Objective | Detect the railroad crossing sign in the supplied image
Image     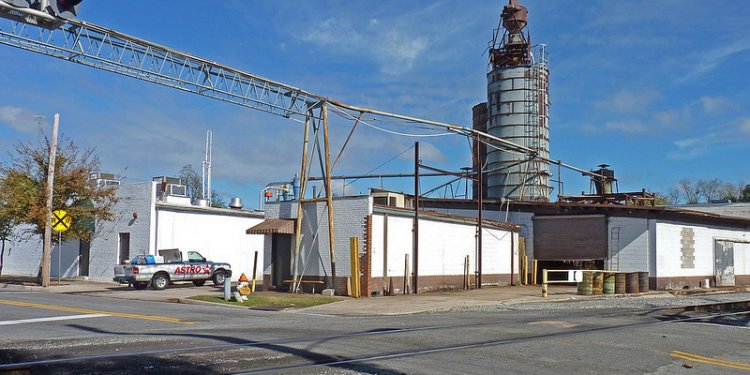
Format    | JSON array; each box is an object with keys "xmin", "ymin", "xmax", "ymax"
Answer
[{"xmin": 51, "ymin": 209, "xmax": 72, "ymax": 233}]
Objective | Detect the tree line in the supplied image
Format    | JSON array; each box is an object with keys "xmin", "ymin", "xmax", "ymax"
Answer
[{"xmin": 663, "ymin": 178, "xmax": 750, "ymax": 205}]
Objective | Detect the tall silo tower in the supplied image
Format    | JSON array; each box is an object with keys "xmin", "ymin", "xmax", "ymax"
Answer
[{"xmin": 484, "ymin": 0, "xmax": 550, "ymax": 201}]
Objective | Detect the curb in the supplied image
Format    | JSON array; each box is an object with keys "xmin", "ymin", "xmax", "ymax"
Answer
[{"xmin": 0, "ymin": 282, "xmax": 42, "ymax": 291}]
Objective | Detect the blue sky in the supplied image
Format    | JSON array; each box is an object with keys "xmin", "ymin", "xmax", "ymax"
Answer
[{"xmin": 1, "ymin": 0, "xmax": 749, "ymax": 208}]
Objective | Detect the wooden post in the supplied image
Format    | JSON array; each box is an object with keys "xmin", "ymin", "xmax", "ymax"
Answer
[
  {"xmin": 413, "ymin": 142, "xmax": 419, "ymax": 294},
  {"xmin": 542, "ymin": 269, "xmax": 548, "ymax": 298},
  {"xmin": 251, "ymin": 250, "xmax": 258, "ymax": 293},
  {"xmin": 322, "ymin": 105, "xmax": 337, "ymax": 292},
  {"xmin": 41, "ymin": 114, "xmax": 59, "ymax": 288},
  {"xmin": 404, "ymin": 253, "xmax": 409, "ymax": 295},
  {"xmin": 291, "ymin": 114, "xmax": 311, "ymax": 293},
  {"xmin": 532, "ymin": 259, "xmax": 538, "ymax": 286}
]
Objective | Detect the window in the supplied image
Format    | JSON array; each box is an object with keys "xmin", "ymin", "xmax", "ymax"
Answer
[{"xmin": 187, "ymin": 251, "xmax": 206, "ymax": 262}]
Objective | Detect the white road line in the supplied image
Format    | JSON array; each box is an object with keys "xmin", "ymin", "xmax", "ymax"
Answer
[{"xmin": 0, "ymin": 314, "xmax": 109, "ymax": 326}]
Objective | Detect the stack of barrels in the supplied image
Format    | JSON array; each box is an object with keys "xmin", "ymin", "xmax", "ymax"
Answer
[{"xmin": 577, "ymin": 271, "xmax": 649, "ymax": 295}]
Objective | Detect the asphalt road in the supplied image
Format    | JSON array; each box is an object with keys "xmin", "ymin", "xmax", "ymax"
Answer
[{"xmin": 0, "ymin": 290, "xmax": 748, "ymax": 374}]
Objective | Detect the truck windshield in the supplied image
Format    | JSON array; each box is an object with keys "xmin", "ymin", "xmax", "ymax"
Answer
[{"xmin": 187, "ymin": 251, "xmax": 206, "ymax": 262}]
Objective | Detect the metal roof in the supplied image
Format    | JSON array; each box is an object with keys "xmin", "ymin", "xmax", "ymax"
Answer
[{"xmin": 246, "ymin": 219, "xmax": 295, "ymax": 235}]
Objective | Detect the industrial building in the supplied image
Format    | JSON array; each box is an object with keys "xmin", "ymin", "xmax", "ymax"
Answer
[
  {"xmin": 250, "ymin": 191, "xmax": 520, "ymax": 295},
  {"xmin": 420, "ymin": 197, "xmax": 750, "ymax": 289},
  {"xmin": 2, "ymin": 177, "xmax": 266, "ymax": 283}
]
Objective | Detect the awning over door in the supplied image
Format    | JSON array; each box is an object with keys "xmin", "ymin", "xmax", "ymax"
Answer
[
  {"xmin": 533, "ymin": 215, "xmax": 607, "ymax": 261},
  {"xmin": 246, "ymin": 219, "xmax": 295, "ymax": 235}
]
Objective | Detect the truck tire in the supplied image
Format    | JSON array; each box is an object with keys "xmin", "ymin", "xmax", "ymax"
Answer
[
  {"xmin": 212, "ymin": 270, "xmax": 227, "ymax": 286},
  {"xmin": 151, "ymin": 272, "xmax": 170, "ymax": 290},
  {"xmin": 192, "ymin": 280, "xmax": 206, "ymax": 287},
  {"xmin": 132, "ymin": 281, "xmax": 148, "ymax": 290}
]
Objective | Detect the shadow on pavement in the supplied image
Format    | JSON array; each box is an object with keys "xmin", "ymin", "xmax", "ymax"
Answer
[{"xmin": 0, "ymin": 323, "xmax": 408, "ymax": 375}]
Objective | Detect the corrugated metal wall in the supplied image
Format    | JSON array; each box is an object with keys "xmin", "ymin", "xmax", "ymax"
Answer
[{"xmin": 533, "ymin": 215, "xmax": 606, "ymax": 260}]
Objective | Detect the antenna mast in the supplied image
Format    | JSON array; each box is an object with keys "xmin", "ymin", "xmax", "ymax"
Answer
[{"xmin": 201, "ymin": 130, "xmax": 213, "ymax": 201}]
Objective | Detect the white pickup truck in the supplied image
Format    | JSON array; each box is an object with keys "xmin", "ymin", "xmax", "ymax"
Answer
[{"xmin": 113, "ymin": 249, "xmax": 232, "ymax": 290}]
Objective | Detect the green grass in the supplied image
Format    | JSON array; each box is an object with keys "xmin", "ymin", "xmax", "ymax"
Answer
[{"xmin": 188, "ymin": 293, "xmax": 342, "ymax": 309}]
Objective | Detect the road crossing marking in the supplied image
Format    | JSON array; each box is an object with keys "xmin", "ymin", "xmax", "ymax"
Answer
[
  {"xmin": 0, "ymin": 298, "xmax": 193, "ymax": 325},
  {"xmin": 0, "ymin": 313, "xmax": 108, "ymax": 326},
  {"xmin": 671, "ymin": 350, "xmax": 750, "ymax": 371}
]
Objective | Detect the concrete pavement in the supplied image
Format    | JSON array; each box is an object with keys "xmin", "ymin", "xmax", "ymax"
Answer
[{"xmin": 1, "ymin": 275, "xmax": 688, "ymax": 315}]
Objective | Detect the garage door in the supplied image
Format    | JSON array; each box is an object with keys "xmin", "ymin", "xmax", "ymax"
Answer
[{"xmin": 534, "ymin": 215, "xmax": 607, "ymax": 261}]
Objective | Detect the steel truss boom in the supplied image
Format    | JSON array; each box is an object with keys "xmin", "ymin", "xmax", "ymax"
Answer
[
  {"xmin": 0, "ymin": 11, "xmax": 604, "ymax": 179},
  {"xmin": 0, "ymin": 16, "xmax": 324, "ymax": 122}
]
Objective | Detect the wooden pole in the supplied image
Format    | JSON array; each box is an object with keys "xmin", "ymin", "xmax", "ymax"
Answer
[
  {"xmin": 383, "ymin": 214, "xmax": 388, "ymax": 291},
  {"xmin": 404, "ymin": 253, "xmax": 409, "ymax": 295},
  {"xmin": 542, "ymin": 269, "xmax": 548, "ymax": 298},
  {"xmin": 510, "ymin": 231, "xmax": 514, "ymax": 286},
  {"xmin": 291, "ymin": 114, "xmax": 311, "ymax": 293},
  {"xmin": 413, "ymin": 142, "xmax": 419, "ymax": 294},
  {"xmin": 532, "ymin": 259, "xmax": 538, "ymax": 285},
  {"xmin": 251, "ymin": 250, "xmax": 258, "ymax": 293},
  {"xmin": 322, "ymin": 105, "xmax": 337, "ymax": 292},
  {"xmin": 41, "ymin": 114, "xmax": 59, "ymax": 288}
]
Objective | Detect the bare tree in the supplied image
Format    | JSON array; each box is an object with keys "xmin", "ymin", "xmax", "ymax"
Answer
[
  {"xmin": 697, "ymin": 178, "xmax": 725, "ymax": 203},
  {"xmin": 676, "ymin": 179, "xmax": 700, "ymax": 204}
]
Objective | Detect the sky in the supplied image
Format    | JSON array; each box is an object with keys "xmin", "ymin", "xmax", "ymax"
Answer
[{"xmin": 1, "ymin": 0, "xmax": 749, "ymax": 209}]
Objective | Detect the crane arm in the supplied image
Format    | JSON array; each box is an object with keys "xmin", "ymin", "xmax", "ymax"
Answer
[{"xmin": 0, "ymin": 14, "xmax": 325, "ymax": 122}]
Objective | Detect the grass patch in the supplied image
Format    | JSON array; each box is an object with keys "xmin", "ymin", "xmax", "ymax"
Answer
[{"xmin": 188, "ymin": 292, "xmax": 342, "ymax": 309}]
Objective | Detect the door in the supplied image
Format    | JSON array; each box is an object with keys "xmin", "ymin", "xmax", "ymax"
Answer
[
  {"xmin": 271, "ymin": 234, "xmax": 293, "ymax": 287},
  {"xmin": 118, "ymin": 233, "xmax": 130, "ymax": 264},
  {"xmin": 79, "ymin": 240, "xmax": 90, "ymax": 276},
  {"xmin": 714, "ymin": 240, "xmax": 735, "ymax": 287}
]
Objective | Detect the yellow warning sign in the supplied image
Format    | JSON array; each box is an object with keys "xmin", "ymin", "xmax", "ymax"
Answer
[{"xmin": 51, "ymin": 209, "xmax": 72, "ymax": 233}]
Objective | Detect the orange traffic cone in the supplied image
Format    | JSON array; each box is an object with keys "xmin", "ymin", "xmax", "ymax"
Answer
[{"xmin": 238, "ymin": 273, "xmax": 248, "ymax": 282}]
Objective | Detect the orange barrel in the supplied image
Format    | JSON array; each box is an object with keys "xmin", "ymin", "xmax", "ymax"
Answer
[
  {"xmin": 615, "ymin": 273, "xmax": 626, "ymax": 294},
  {"xmin": 626, "ymin": 272, "xmax": 640, "ymax": 293},
  {"xmin": 592, "ymin": 272, "xmax": 604, "ymax": 295},
  {"xmin": 603, "ymin": 272, "xmax": 616, "ymax": 295},
  {"xmin": 638, "ymin": 271, "xmax": 650, "ymax": 292}
]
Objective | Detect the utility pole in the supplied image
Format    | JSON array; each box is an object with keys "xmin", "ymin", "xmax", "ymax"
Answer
[{"xmin": 41, "ymin": 114, "xmax": 59, "ymax": 287}]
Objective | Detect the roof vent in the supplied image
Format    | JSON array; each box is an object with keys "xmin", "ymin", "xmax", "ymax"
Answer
[{"xmin": 229, "ymin": 197, "xmax": 243, "ymax": 209}]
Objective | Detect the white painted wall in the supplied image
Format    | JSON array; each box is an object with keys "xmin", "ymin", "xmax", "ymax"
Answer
[
  {"xmin": 265, "ymin": 196, "xmax": 371, "ymax": 279},
  {"xmin": 88, "ymin": 182, "xmax": 155, "ymax": 280},
  {"xmin": 155, "ymin": 207, "xmax": 265, "ymax": 281},
  {"xmin": 420, "ymin": 207, "xmax": 533, "ymax": 259},
  {"xmin": 1, "ymin": 225, "xmax": 43, "ymax": 277},
  {"xmin": 370, "ymin": 212, "xmax": 517, "ymax": 280},
  {"xmin": 607, "ymin": 217, "xmax": 649, "ymax": 273},
  {"xmin": 655, "ymin": 221, "xmax": 750, "ymax": 278}
]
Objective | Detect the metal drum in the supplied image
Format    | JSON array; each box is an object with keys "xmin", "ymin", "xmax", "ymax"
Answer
[
  {"xmin": 603, "ymin": 272, "xmax": 616, "ymax": 295},
  {"xmin": 615, "ymin": 273, "xmax": 626, "ymax": 294},
  {"xmin": 626, "ymin": 272, "xmax": 640, "ymax": 293},
  {"xmin": 638, "ymin": 271, "xmax": 650, "ymax": 292},
  {"xmin": 592, "ymin": 272, "xmax": 604, "ymax": 295},
  {"xmin": 578, "ymin": 271, "xmax": 593, "ymax": 296}
]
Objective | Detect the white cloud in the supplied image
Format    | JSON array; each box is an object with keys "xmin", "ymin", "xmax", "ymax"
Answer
[
  {"xmin": 0, "ymin": 106, "xmax": 41, "ymax": 134},
  {"xmin": 699, "ymin": 96, "xmax": 733, "ymax": 114},
  {"xmin": 603, "ymin": 120, "xmax": 646, "ymax": 133},
  {"xmin": 596, "ymin": 89, "xmax": 661, "ymax": 114},
  {"xmin": 738, "ymin": 117, "xmax": 750, "ymax": 136},
  {"xmin": 679, "ymin": 38, "xmax": 750, "ymax": 82},
  {"xmin": 301, "ymin": 16, "xmax": 428, "ymax": 76}
]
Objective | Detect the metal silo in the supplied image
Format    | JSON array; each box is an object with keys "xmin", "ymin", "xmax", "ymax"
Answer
[{"xmin": 484, "ymin": 0, "xmax": 550, "ymax": 201}]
